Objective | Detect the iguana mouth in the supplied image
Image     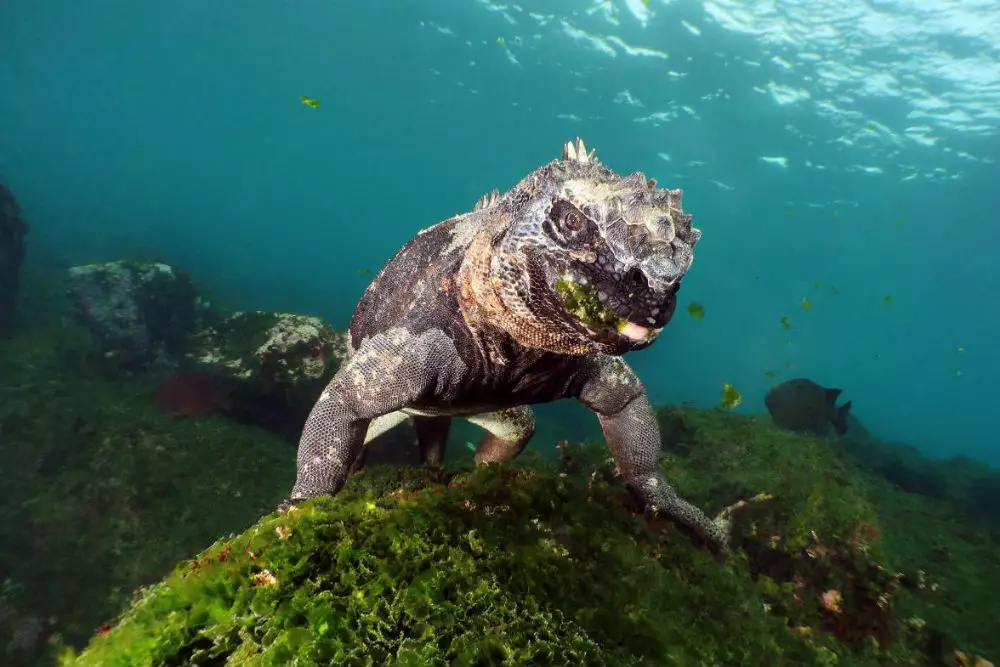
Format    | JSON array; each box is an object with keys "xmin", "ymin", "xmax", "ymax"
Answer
[{"xmin": 552, "ymin": 278, "xmax": 662, "ymax": 342}]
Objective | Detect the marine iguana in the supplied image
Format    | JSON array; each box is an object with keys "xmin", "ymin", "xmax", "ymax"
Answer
[{"xmin": 281, "ymin": 138, "xmax": 728, "ymax": 553}]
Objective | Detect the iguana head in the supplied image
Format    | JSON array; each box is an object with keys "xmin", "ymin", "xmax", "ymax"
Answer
[{"xmin": 463, "ymin": 137, "xmax": 701, "ymax": 356}]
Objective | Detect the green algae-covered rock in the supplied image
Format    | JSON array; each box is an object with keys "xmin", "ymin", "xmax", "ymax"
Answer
[
  {"xmin": 65, "ymin": 260, "xmax": 212, "ymax": 369},
  {"xmin": 0, "ymin": 320, "xmax": 295, "ymax": 667},
  {"xmin": 57, "ymin": 403, "xmax": 1000, "ymax": 667},
  {"xmin": 186, "ymin": 310, "xmax": 347, "ymax": 440},
  {"xmin": 654, "ymin": 406, "xmax": 999, "ymax": 664},
  {"xmin": 60, "ymin": 461, "xmax": 849, "ymax": 667}
]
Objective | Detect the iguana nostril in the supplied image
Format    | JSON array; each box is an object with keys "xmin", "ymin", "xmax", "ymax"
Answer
[{"xmin": 624, "ymin": 267, "xmax": 647, "ymax": 291}]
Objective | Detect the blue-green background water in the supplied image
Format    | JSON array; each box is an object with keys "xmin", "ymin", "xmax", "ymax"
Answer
[{"xmin": 2, "ymin": 0, "xmax": 998, "ymax": 464}]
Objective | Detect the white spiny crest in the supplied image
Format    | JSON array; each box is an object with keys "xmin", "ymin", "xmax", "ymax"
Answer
[
  {"xmin": 473, "ymin": 188, "xmax": 501, "ymax": 212},
  {"xmin": 561, "ymin": 137, "xmax": 596, "ymax": 164}
]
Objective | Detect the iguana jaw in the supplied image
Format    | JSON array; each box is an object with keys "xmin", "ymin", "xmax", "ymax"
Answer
[{"xmin": 552, "ymin": 278, "xmax": 662, "ymax": 344}]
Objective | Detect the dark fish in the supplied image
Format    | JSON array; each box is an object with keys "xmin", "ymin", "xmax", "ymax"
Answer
[{"xmin": 764, "ymin": 378, "xmax": 852, "ymax": 436}]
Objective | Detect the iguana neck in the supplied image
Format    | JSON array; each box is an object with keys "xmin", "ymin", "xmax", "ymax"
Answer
[{"xmin": 456, "ymin": 229, "xmax": 593, "ymax": 356}]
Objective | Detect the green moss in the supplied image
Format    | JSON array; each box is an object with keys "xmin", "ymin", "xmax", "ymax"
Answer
[
  {"xmin": 651, "ymin": 406, "xmax": 1000, "ymax": 663},
  {"xmin": 61, "ymin": 464, "xmax": 844, "ymax": 667},
  {"xmin": 0, "ymin": 321, "xmax": 293, "ymax": 665},
  {"xmin": 190, "ymin": 310, "xmax": 284, "ymax": 371},
  {"xmin": 552, "ymin": 279, "xmax": 623, "ymax": 330},
  {"xmin": 189, "ymin": 311, "xmax": 342, "ymax": 386}
]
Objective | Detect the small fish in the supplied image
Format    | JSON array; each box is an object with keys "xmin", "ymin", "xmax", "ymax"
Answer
[
  {"xmin": 764, "ymin": 371, "xmax": 777, "ymax": 381},
  {"xmin": 765, "ymin": 378, "xmax": 852, "ymax": 436},
  {"xmin": 300, "ymin": 96, "xmax": 321, "ymax": 109},
  {"xmin": 801, "ymin": 297, "xmax": 812, "ymax": 311},
  {"xmin": 720, "ymin": 383, "xmax": 742, "ymax": 409},
  {"xmin": 496, "ymin": 36, "xmax": 505, "ymax": 46},
  {"xmin": 784, "ymin": 361, "xmax": 792, "ymax": 368},
  {"xmin": 830, "ymin": 285, "xmax": 840, "ymax": 294},
  {"xmin": 956, "ymin": 346, "xmax": 965, "ymax": 353},
  {"xmin": 357, "ymin": 268, "xmax": 371, "ymax": 276},
  {"xmin": 780, "ymin": 316, "xmax": 791, "ymax": 330},
  {"xmin": 814, "ymin": 281, "xmax": 821, "ymax": 289},
  {"xmin": 685, "ymin": 302, "xmax": 705, "ymax": 321},
  {"xmin": 956, "ymin": 370, "xmax": 964, "ymax": 376},
  {"xmin": 883, "ymin": 295, "xmax": 892, "ymax": 304},
  {"xmin": 785, "ymin": 209, "xmax": 794, "ymax": 216}
]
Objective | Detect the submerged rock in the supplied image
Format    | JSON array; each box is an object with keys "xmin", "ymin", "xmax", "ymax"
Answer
[
  {"xmin": 186, "ymin": 310, "xmax": 345, "ymax": 438},
  {"xmin": 66, "ymin": 260, "xmax": 209, "ymax": 369},
  {"xmin": 0, "ymin": 183, "xmax": 28, "ymax": 335},
  {"xmin": 58, "ymin": 462, "xmax": 843, "ymax": 667},
  {"xmin": 184, "ymin": 309, "xmax": 423, "ymax": 460}
]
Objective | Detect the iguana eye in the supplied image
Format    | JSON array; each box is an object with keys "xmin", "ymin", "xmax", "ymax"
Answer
[
  {"xmin": 547, "ymin": 200, "xmax": 592, "ymax": 243},
  {"xmin": 562, "ymin": 210, "xmax": 583, "ymax": 232}
]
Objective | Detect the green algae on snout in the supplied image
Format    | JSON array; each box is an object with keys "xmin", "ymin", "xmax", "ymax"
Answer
[{"xmin": 553, "ymin": 278, "xmax": 624, "ymax": 330}]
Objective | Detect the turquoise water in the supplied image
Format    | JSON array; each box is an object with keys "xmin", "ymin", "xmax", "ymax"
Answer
[{"xmin": 2, "ymin": 0, "xmax": 997, "ymax": 465}]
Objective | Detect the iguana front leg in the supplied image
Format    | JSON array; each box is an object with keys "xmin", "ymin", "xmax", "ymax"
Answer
[
  {"xmin": 282, "ymin": 327, "xmax": 468, "ymax": 507},
  {"xmin": 576, "ymin": 355, "xmax": 729, "ymax": 554}
]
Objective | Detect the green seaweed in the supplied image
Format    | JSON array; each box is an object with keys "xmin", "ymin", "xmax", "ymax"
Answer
[
  {"xmin": 552, "ymin": 278, "xmax": 623, "ymax": 330},
  {"xmin": 60, "ymin": 463, "xmax": 845, "ymax": 667}
]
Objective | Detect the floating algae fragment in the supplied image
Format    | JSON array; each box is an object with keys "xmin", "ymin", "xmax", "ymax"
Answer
[
  {"xmin": 763, "ymin": 371, "xmax": 777, "ymax": 381},
  {"xmin": 883, "ymin": 295, "xmax": 893, "ymax": 304},
  {"xmin": 720, "ymin": 383, "xmax": 742, "ymax": 409},
  {"xmin": 800, "ymin": 297, "xmax": 812, "ymax": 311},
  {"xmin": 685, "ymin": 302, "xmax": 705, "ymax": 321},
  {"xmin": 300, "ymin": 96, "xmax": 321, "ymax": 109},
  {"xmin": 780, "ymin": 316, "xmax": 791, "ymax": 330},
  {"xmin": 814, "ymin": 281, "xmax": 821, "ymax": 289},
  {"xmin": 496, "ymin": 36, "xmax": 505, "ymax": 46},
  {"xmin": 552, "ymin": 278, "xmax": 623, "ymax": 330}
]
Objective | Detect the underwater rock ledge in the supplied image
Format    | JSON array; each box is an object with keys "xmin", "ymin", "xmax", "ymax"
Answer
[
  {"xmin": 58, "ymin": 463, "xmax": 839, "ymax": 667},
  {"xmin": 56, "ymin": 407, "xmax": 997, "ymax": 667}
]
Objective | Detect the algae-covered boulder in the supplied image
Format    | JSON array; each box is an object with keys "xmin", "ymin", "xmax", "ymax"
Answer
[
  {"xmin": 185, "ymin": 309, "xmax": 423, "ymax": 463},
  {"xmin": 0, "ymin": 182, "xmax": 28, "ymax": 335},
  {"xmin": 655, "ymin": 406, "xmax": 899, "ymax": 648},
  {"xmin": 66, "ymin": 260, "xmax": 211, "ymax": 369},
  {"xmin": 16, "ymin": 390, "xmax": 996, "ymax": 667},
  {"xmin": 654, "ymin": 406, "xmax": 999, "ymax": 664},
  {"xmin": 59, "ymin": 462, "xmax": 845, "ymax": 667},
  {"xmin": 185, "ymin": 310, "xmax": 347, "ymax": 440}
]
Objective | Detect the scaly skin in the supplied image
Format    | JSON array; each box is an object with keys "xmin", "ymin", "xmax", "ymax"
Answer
[{"xmin": 282, "ymin": 138, "xmax": 728, "ymax": 553}]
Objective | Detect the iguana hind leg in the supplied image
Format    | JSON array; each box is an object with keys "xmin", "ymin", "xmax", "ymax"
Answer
[
  {"xmin": 351, "ymin": 410, "xmax": 412, "ymax": 472},
  {"xmin": 465, "ymin": 406, "xmax": 535, "ymax": 465},
  {"xmin": 413, "ymin": 415, "xmax": 451, "ymax": 466}
]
